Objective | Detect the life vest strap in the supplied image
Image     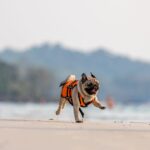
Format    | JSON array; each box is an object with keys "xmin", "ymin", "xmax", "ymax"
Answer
[
  {"xmin": 79, "ymin": 108, "xmax": 84, "ymax": 118},
  {"xmin": 78, "ymin": 92, "xmax": 94, "ymax": 107}
]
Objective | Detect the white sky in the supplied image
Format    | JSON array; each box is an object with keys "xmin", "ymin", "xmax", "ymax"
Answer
[{"xmin": 0, "ymin": 0, "xmax": 150, "ymax": 61}]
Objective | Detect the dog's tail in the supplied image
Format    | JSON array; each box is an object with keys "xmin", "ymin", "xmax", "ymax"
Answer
[{"xmin": 59, "ymin": 75, "xmax": 76, "ymax": 87}]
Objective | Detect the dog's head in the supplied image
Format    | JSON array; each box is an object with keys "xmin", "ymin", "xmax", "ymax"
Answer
[{"xmin": 80, "ymin": 73, "xmax": 100, "ymax": 96}]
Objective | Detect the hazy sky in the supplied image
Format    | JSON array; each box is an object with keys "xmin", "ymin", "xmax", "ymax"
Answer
[{"xmin": 0, "ymin": 0, "xmax": 150, "ymax": 61}]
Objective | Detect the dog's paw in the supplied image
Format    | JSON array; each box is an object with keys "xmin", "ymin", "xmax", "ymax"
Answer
[
  {"xmin": 100, "ymin": 106, "xmax": 106, "ymax": 110},
  {"xmin": 76, "ymin": 120, "xmax": 83, "ymax": 123},
  {"xmin": 55, "ymin": 110, "xmax": 60, "ymax": 115}
]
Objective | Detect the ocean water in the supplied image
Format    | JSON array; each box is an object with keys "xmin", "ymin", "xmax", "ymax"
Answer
[{"xmin": 0, "ymin": 102, "xmax": 150, "ymax": 122}]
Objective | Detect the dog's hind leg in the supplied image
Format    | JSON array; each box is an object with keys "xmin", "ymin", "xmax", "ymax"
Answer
[
  {"xmin": 56, "ymin": 98, "xmax": 66, "ymax": 115},
  {"xmin": 62, "ymin": 99, "xmax": 67, "ymax": 109}
]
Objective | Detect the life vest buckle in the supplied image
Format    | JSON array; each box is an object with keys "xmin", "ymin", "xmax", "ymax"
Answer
[{"xmin": 67, "ymin": 85, "xmax": 74, "ymax": 89}]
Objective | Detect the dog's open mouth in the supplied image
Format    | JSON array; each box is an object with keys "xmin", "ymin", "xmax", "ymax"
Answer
[
  {"xmin": 91, "ymin": 89, "xmax": 97, "ymax": 94},
  {"xmin": 85, "ymin": 88, "xmax": 97, "ymax": 95}
]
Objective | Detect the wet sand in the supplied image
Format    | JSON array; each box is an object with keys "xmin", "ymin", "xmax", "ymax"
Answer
[{"xmin": 0, "ymin": 119, "xmax": 150, "ymax": 150}]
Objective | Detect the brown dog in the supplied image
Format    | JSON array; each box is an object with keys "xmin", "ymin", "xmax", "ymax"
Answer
[{"xmin": 56, "ymin": 73, "xmax": 105, "ymax": 123}]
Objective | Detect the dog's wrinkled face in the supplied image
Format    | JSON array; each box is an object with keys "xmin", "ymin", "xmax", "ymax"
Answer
[{"xmin": 80, "ymin": 73, "xmax": 100, "ymax": 96}]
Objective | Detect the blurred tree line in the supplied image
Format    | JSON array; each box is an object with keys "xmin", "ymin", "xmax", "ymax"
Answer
[{"xmin": 0, "ymin": 61, "xmax": 57, "ymax": 102}]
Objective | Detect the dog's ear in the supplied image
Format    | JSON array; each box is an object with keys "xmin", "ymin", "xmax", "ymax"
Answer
[
  {"xmin": 90, "ymin": 72, "xmax": 96, "ymax": 78},
  {"xmin": 81, "ymin": 73, "xmax": 88, "ymax": 83}
]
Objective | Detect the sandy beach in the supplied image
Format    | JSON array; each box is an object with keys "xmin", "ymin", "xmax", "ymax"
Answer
[{"xmin": 0, "ymin": 119, "xmax": 150, "ymax": 150}]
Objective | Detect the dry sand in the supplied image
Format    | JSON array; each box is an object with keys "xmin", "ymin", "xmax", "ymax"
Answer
[{"xmin": 0, "ymin": 119, "xmax": 150, "ymax": 150}]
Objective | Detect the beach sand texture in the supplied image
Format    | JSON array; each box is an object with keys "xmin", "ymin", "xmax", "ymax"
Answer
[{"xmin": 0, "ymin": 120, "xmax": 150, "ymax": 150}]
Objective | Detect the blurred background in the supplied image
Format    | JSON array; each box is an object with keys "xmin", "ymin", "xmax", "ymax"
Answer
[{"xmin": 0, "ymin": 0, "xmax": 150, "ymax": 121}]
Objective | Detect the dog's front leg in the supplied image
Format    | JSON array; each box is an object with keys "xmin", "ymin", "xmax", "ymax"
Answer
[
  {"xmin": 93, "ymin": 97, "xmax": 106, "ymax": 110},
  {"xmin": 73, "ymin": 106, "xmax": 83, "ymax": 123},
  {"xmin": 72, "ymin": 88, "xmax": 83, "ymax": 123}
]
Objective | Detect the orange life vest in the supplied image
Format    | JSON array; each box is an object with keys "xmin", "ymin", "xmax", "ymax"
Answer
[{"xmin": 61, "ymin": 80, "xmax": 95, "ymax": 107}]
